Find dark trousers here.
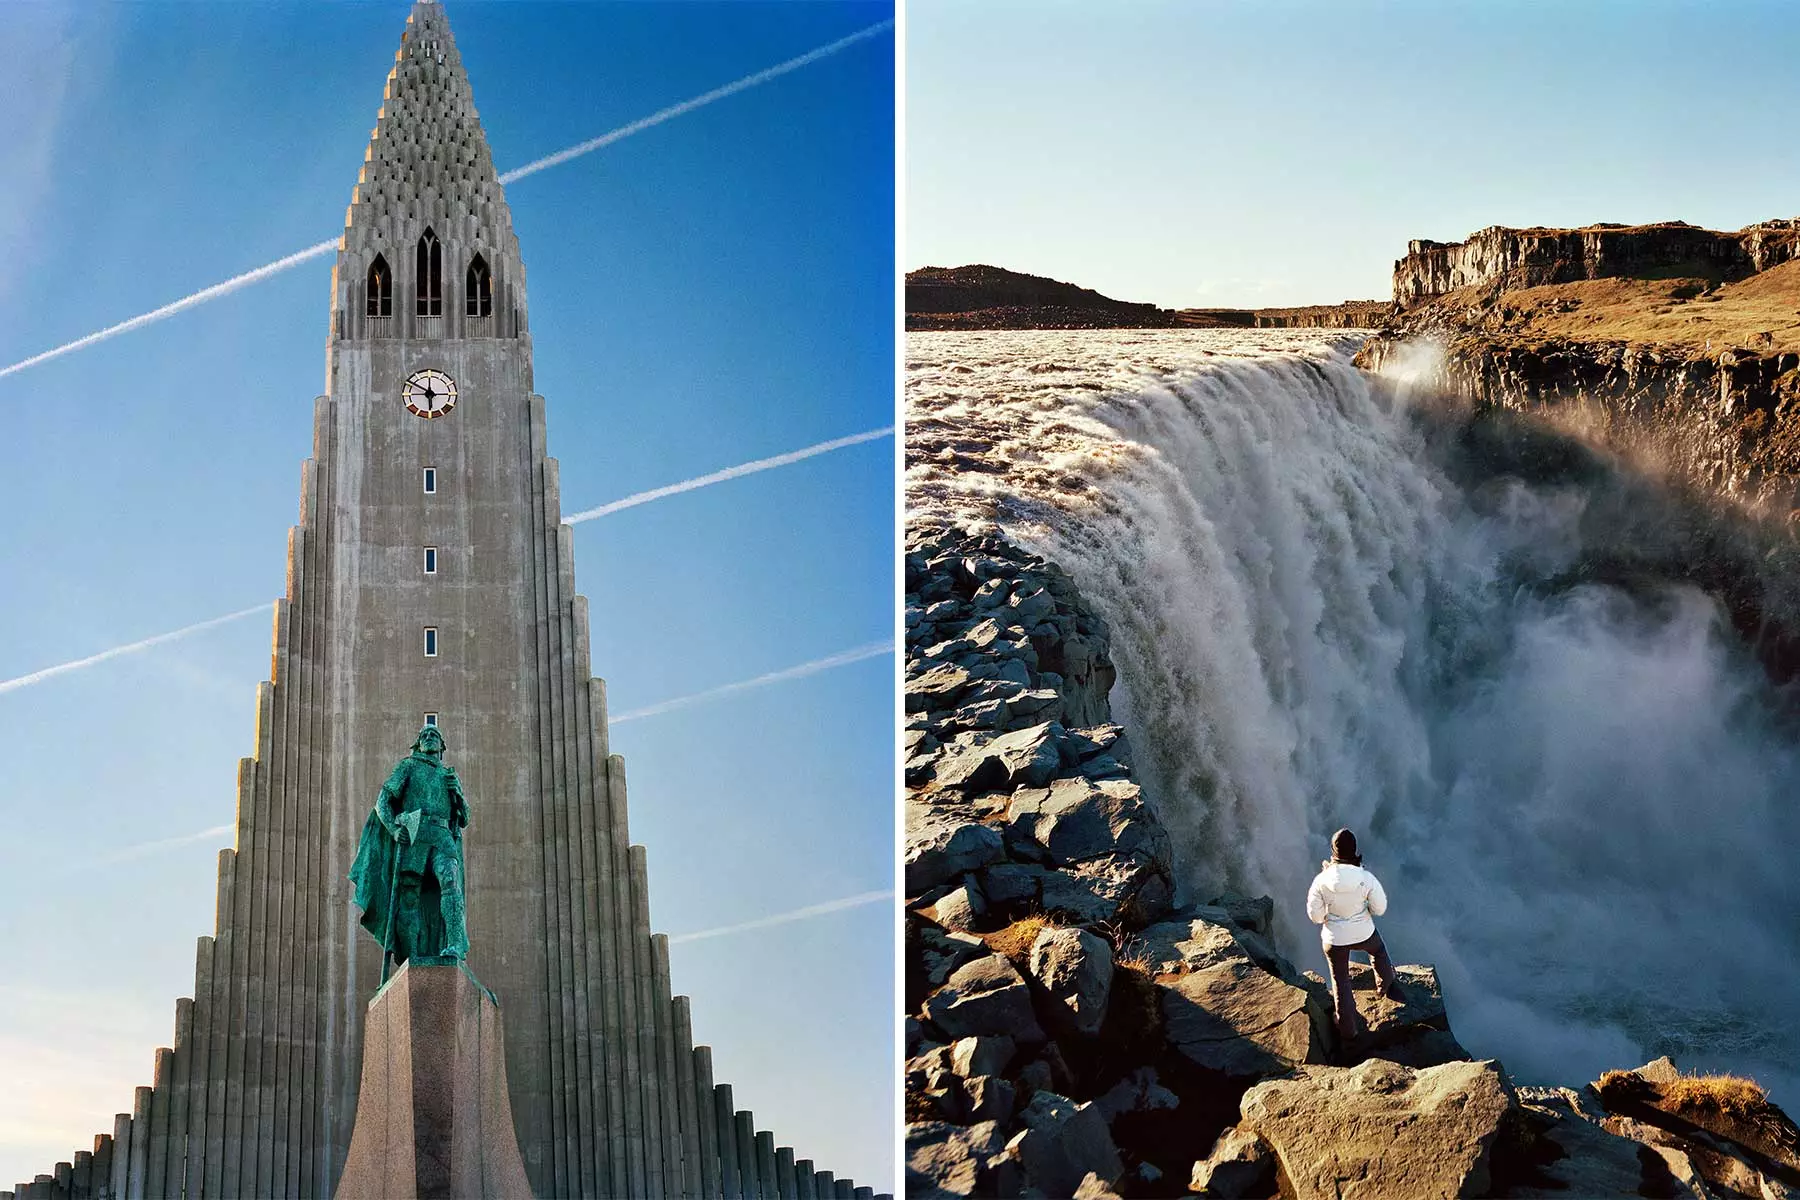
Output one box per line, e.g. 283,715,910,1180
1325,930,1398,1039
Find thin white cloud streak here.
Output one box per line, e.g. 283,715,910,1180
0,603,267,697
667,889,890,945
0,241,337,380
563,427,893,524
0,20,893,382
609,642,892,724
100,823,234,866
500,19,892,184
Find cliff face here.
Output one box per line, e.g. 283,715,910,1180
1394,220,1800,305
906,265,1183,330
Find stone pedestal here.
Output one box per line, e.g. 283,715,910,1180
334,962,532,1199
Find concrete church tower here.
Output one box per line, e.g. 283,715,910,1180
5,5,883,1199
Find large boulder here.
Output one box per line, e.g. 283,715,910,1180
1004,1091,1123,1199
906,1120,1008,1198
923,953,1046,1044
1160,959,1329,1078
1335,962,1469,1067
1006,776,1169,866
905,807,1004,895
1038,852,1175,925
1502,1086,1669,1198
1188,1125,1275,1198
1027,926,1115,1037
1238,1058,1516,1200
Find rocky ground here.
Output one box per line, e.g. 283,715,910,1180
903,522,1800,1198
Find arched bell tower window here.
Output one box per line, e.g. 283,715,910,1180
366,254,392,317
465,254,492,318
415,228,442,317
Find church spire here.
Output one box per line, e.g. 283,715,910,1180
331,0,527,342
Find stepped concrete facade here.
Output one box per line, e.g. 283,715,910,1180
6,5,884,1199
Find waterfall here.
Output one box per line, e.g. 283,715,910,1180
908,328,1800,1100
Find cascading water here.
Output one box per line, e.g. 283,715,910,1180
907,328,1800,1103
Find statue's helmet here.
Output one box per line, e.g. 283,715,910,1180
413,725,446,754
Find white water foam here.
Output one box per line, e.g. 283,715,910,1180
907,328,1800,1100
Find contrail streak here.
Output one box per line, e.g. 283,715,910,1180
668,889,890,945
0,241,338,381
563,427,892,524
100,823,234,865
0,20,893,382
498,20,893,185
609,641,892,724
0,604,268,697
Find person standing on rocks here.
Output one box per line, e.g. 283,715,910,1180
1306,828,1404,1042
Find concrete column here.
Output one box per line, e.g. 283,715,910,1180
70,1152,90,1200
692,1048,719,1200
538,513,580,1197
237,685,275,1200
53,1166,70,1198
607,759,646,1200
291,485,327,1200
566,618,608,1199
219,755,257,1200
795,1160,816,1200
587,680,628,1200
712,1085,738,1200
182,942,213,1200
775,1147,797,1200
166,997,194,1198
852,1189,873,1200
553,570,598,1197
526,445,571,1200
629,847,664,1199
203,849,235,1199
126,1086,151,1200
670,998,702,1197
733,1113,758,1200
833,1180,853,1199
90,1137,112,1200
755,1131,777,1200
650,935,684,1194
264,592,298,1200
812,1171,834,1200
144,1048,172,1199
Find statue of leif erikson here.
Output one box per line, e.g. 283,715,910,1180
350,725,471,972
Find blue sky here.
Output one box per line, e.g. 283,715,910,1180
0,0,893,1187
908,0,1800,309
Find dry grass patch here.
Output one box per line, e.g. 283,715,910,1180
1662,1073,1770,1119
984,914,1054,963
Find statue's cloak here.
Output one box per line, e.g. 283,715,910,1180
349,806,399,951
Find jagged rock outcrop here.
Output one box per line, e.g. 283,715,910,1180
903,522,1480,1196
1393,220,1800,305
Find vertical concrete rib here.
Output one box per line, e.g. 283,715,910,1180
670,997,702,1196
269,584,302,1198
651,938,686,1192
586,678,628,1198
713,1085,739,1200
255,601,293,1199
733,1113,758,1200
567,598,608,1196
795,1160,816,1200
166,999,194,1198
144,1050,171,1200
630,846,665,1198
108,1118,129,1200
755,1131,777,1200
72,1151,91,1200
549,517,593,1193
222,742,265,1198
833,1180,853,1199
182,942,213,1199
609,760,647,1198
239,680,277,1197
693,1046,720,1200
126,1087,151,1200
776,1147,797,1200
202,849,235,1198
813,1170,834,1199
526,405,569,1200
298,430,332,1200
91,1135,112,1200
277,519,309,1199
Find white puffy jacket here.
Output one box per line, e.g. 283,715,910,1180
1306,861,1388,947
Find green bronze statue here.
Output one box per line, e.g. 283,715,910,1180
350,725,470,976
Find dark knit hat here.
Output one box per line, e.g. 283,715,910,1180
1331,828,1361,865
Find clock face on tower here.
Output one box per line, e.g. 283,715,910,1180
402,368,457,419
